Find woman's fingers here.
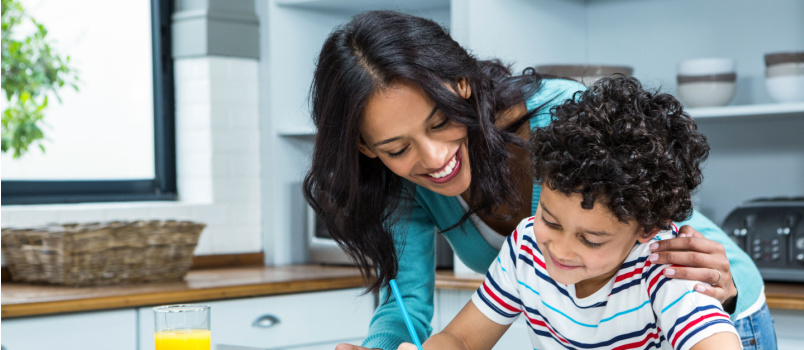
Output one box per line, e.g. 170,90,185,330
396,343,420,350
335,343,373,350
648,225,737,305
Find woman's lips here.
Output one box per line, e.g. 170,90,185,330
422,148,461,184
549,253,581,271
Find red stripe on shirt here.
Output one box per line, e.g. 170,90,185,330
670,312,730,348
612,330,661,350
615,261,652,283
521,245,546,270
482,281,520,313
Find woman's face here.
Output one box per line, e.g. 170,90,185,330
358,81,472,197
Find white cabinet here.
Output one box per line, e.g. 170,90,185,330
138,288,375,350
0,309,138,350
434,289,531,350
770,308,804,350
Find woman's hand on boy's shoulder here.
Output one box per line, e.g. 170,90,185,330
647,226,737,308
396,343,419,350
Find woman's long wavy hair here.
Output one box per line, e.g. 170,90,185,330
303,10,548,294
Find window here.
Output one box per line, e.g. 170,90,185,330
1,0,175,204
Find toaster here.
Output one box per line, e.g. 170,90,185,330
722,197,804,282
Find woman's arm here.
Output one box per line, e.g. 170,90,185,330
397,302,511,350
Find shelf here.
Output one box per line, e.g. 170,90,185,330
276,0,449,13
278,127,317,137
688,102,804,120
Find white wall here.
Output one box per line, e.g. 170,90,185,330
1,57,263,259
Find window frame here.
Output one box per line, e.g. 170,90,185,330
1,0,177,205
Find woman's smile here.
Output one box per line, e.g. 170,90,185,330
421,148,461,183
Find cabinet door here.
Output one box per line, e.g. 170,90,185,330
435,289,531,350
139,288,375,350
770,308,804,350
1,309,137,350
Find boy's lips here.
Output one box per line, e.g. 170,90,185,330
549,253,581,270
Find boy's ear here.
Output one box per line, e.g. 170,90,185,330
636,227,661,244
357,137,378,158
457,78,472,100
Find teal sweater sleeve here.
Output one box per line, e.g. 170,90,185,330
362,198,436,350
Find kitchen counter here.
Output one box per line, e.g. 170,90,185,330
435,270,804,311
1,265,364,319
4,265,804,319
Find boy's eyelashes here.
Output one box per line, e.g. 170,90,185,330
540,215,606,249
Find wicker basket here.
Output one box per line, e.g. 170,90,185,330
1,220,205,286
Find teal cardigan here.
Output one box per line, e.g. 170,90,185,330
362,79,763,350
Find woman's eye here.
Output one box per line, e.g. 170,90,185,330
580,236,604,249
432,118,449,129
387,147,408,158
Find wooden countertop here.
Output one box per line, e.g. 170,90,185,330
2,265,364,319
435,270,804,311
4,266,804,319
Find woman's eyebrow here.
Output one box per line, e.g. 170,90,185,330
372,106,440,147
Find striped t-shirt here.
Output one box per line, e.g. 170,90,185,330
472,217,739,350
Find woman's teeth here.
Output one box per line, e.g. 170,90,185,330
428,154,457,179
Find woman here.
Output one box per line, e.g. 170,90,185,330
303,10,774,350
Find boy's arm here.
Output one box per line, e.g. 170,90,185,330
397,302,510,350
689,332,741,350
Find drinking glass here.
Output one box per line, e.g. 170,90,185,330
153,304,211,350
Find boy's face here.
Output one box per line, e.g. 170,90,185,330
533,186,656,291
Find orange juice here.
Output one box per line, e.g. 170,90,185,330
155,329,211,350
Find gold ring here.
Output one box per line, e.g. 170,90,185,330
710,269,722,286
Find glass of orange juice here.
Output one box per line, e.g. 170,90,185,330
153,304,211,350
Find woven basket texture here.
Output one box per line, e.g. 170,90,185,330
1,220,205,286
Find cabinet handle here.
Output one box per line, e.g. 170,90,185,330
252,314,281,328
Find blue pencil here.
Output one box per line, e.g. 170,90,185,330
389,279,424,350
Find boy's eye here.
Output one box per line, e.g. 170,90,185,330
541,216,560,228
387,147,408,158
580,236,604,249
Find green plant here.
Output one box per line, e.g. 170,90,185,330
1,0,78,158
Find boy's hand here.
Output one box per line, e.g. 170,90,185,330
396,342,420,350
648,225,737,308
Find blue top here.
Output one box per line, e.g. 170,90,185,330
361,79,763,350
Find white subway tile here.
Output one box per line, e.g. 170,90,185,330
1,209,59,227
175,79,211,104
229,104,259,129
56,208,106,224
147,205,193,221
174,58,210,80
210,81,259,105
212,178,261,203
210,104,230,128
229,203,261,226
228,154,260,177
177,152,213,180
177,178,214,203
226,58,259,81
175,103,212,130
209,225,262,254
212,130,259,153
193,228,214,255
212,155,230,179
189,204,232,226
176,129,213,154
102,207,153,222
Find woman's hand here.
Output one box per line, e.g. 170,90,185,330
648,225,737,308
396,342,419,350
334,343,379,350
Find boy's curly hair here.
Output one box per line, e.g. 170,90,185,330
530,75,710,235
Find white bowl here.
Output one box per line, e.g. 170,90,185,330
766,75,804,103
534,64,633,87
678,58,735,76
766,62,804,77
677,81,737,107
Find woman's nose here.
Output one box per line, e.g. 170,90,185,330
418,140,449,170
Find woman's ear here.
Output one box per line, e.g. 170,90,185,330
457,78,472,99
357,137,378,158
636,227,661,244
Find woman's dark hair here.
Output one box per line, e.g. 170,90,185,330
303,10,549,294
530,76,710,235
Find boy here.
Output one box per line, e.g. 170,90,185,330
398,76,741,350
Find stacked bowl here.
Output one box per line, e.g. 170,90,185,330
676,58,737,108
534,65,633,87
765,51,804,103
